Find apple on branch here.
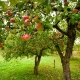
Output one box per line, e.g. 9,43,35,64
22,15,30,20
33,16,40,23
7,10,13,15
35,23,44,31
24,19,31,25
72,9,78,13
21,34,31,41
10,18,15,23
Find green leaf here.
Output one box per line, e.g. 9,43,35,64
44,6,51,14
43,0,51,5
0,1,8,11
9,0,19,6
16,2,24,9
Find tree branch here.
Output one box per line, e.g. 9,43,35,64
54,43,64,58
53,25,68,36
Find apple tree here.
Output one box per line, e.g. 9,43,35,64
4,29,54,75
2,3,54,74
0,0,80,80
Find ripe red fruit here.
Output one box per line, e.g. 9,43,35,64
24,19,30,25
10,18,15,23
21,34,31,41
8,10,13,15
73,9,78,13
22,15,30,20
36,23,44,31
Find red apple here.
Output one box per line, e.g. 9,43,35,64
21,34,31,41
36,23,44,31
8,10,13,15
10,18,15,23
22,15,30,20
73,9,78,13
24,19,30,25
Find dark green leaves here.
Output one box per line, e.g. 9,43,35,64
9,0,19,6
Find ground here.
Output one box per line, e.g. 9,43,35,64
0,53,80,80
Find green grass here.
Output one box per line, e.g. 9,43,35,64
0,55,80,80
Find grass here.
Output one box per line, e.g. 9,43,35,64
0,54,80,80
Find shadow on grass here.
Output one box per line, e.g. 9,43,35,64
0,56,64,80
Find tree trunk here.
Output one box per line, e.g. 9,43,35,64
61,58,71,80
54,25,76,80
34,55,39,75
34,54,42,75
34,48,46,75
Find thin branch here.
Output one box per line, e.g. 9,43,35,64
54,43,64,58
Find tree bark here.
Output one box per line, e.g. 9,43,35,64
34,55,39,75
34,55,42,75
54,24,76,80
34,49,43,75
62,25,76,80
61,58,71,80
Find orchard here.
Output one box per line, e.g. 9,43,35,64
0,0,80,80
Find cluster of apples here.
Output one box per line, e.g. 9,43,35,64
5,10,44,31
22,15,44,31
22,15,31,25
4,11,14,30
21,15,31,41
5,10,13,17
5,11,44,41
5,10,15,23
21,34,31,41
21,16,44,41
